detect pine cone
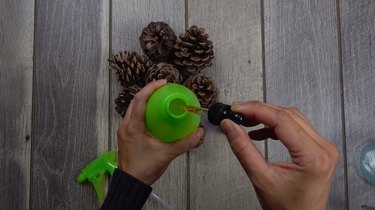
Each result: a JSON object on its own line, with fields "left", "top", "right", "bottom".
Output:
{"left": 174, "top": 26, "right": 214, "bottom": 77}
{"left": 140, "top": 22, "right": 177, "bottom": 62}
{"left": 108, "top": 51, "right": 152, "bottom": 87}
{"left": 115, "top": 85, "right": 142, "bottom": 117}
{"left": 146, "top": 63, "right": 182, "bottom": 84}
{"left": 184, "top": 74, "right": 219, "bottom": 108}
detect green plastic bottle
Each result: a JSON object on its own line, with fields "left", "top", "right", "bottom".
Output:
{"left": 145, "top": 83, "right": 201, "bottom": 142}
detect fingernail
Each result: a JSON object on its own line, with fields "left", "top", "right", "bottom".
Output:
{"left": 220, "top": 119, "right": 234, "bottom": 134}
{"left": 158, "top": 79, "right": 167, "bottom": 84}
{"left": 231, "top": 102, "right": 245, "bottom": 110}
{"left": 196, "top": 128, "right": 205, "bottom": 139}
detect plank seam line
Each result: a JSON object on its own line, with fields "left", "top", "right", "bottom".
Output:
{"left": 30, "top": 0, "right": 38, "bottom": 208}
{"left": 108, "top": 0, "right": 113, "bottom": 152}
{"left": 185, "top": 1, "right": 190, "bottom": 209}
{"left": 260, "top": 0, "right": 268, "bottom": 161}
{"left": 335, "top": 0, "right": 349, "bottom": 209}
{"left": 185, "top": 0, "right": 188, "bottom": 29}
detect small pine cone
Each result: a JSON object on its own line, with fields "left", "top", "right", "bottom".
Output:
{"left": 174, "top": 26, "right": 214, "bottom": 76}
{"left": 184, "top": 74, "right": 219, "bottom": 108}
{"left": 108, "top": 51, "right": 152, "bottom": 87}
{"left": 115, "top": 85, "right": 142, "bottom": 117}
{"left": 139, "top": 22, "right": 177, "bottom": 62}
{"left": 146, "top": 63, "right": 182, "bottom": 84}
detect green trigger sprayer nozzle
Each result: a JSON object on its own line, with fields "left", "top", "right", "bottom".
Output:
{"left": 77, "top": 150, "right": 117, "bottom": 203}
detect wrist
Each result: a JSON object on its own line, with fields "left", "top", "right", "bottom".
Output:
{"left": 118, "top": 160, "right": 156, "bottom": 185}
{"left": 118, "top": 163, "right": 149, "bottom": 186}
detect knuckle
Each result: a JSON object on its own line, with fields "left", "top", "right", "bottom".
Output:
{"left": 329, "top": 143, "right": 339, "bottom": 164}
{"left": 287, "top": 107, "right": 300, "bottom": 114}
{"left": 277, "top": 108, "right": 293, "bottom": 122}
{"left": 117, "top": 123, "right": 138, "bottom": 140}
{"left": 127, "top": 124, "right": 139, "bottom": 134}
{"left": 309, "top": 156, "right": 327, "bottom": 174}
{"left": 133, "top": 93, "right": 142, "bottom": 102}
{"left": 309, "top": 150, "right": 337, "bottom": 177}
{"left": 117, "top": 127, "right": 125, "bottom": 139}
{"left": 250, "top": 100, "right": 262, "bottom": 107}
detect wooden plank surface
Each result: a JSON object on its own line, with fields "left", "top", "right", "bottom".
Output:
{"left": 264, "top": 0, "right": 346, "bottom": 209}
{"left": 111, "top": 1, "right": 187, "bottom": 209}
{"left": 188, "top": 0, "right": 264, "bottom": 209}
{"left": 0, "top": 0, "right": 34, "bottom": 209}
{"left": 3, "top": 0, "right": 373, "bottom": 209}
{"left": 340, "top": 0, "right": 375, "bottom": 208}
{"left": 31, "top": 0, "right": 109, "bottom": 209}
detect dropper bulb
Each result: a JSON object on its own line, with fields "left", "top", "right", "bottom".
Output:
{"left": 207, "top": 102, "right": 247, "bottom": 126}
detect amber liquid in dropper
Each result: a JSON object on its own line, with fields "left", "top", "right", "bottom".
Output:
{"left": 182, "top": 105, "right": 208, "bottom": 115}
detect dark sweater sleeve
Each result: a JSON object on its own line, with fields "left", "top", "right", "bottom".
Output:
{"left": 100, "top": 169, "right": 152, "bottom": 210}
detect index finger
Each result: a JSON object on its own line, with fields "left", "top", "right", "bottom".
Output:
{"left": 232, "top": 101, "right": 315, "bottom": 154}
{"left": 130, "top": 80, "right": 167, "bottom": 126}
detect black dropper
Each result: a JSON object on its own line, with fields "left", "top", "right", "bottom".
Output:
{"left": 207, "top": 102, "right": 247, "bottom": 126}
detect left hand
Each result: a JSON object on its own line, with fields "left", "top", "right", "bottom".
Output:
{"left": 117, "top": 80, "right": 205, "bottom": 185}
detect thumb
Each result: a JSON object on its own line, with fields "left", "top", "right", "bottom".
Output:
{"left": 220, "top": 119, "right": 270, "bottom": 177}
{"left": 169, "top": 128, "right": 204, "bottom": 156}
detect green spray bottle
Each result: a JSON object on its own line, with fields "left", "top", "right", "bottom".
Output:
{"left": 145, "top": 83, "right": 201, "bottom": 142}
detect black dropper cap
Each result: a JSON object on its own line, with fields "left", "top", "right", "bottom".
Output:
{"left": 207, "top": 102, "right": 247, "bottom": 126}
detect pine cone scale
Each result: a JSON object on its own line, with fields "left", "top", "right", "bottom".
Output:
{"left": 182, "top": 60, "right": 194, "bottom": 66}
{"left": 190, "top": 55, "right": 201, "bottom": 61}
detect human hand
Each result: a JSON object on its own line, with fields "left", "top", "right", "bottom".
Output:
{"left": 220, "top": 101, "right": 338, "bottom": 210}
{"left": 117, "top": 80, "right": 204, "bottom": 185}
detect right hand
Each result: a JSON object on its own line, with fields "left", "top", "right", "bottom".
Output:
{"left": 220, "top": 101, "right": 339, "bottom": 210}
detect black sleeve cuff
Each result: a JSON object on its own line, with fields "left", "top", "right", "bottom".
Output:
{"left": 100, "top": 169, "right": 152, "bottom": 210}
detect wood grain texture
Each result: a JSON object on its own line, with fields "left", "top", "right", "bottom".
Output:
{"left": 340, "top": 0, "right": 375, "bottom": 208}
{"left": 188, "top": 0, "right": 264, "bottom": 209}
{"left": 32, "top": 0, "right": 109, "bottom": 209}
{"left": 0, "top": 0, "right": 34, "bottom": 209}
{"left": 264, "top": 0, "right": 346, "bottom": 209}
{"left": 111, "top": 1, "right": 187, "bottom": 209}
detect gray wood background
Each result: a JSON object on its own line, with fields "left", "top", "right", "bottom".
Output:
{"left": 0, "top": 0, "right": 34, "bottom": 209}
{"left": 264, "top": 1, "right": 346, "bottom": 209}
{"left": 341, "top": 0, "right": 375, "bottom": 209}
{"left": 1, "top": 0, "right": 374, "bottom": 209}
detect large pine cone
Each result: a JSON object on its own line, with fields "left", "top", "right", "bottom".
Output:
{"left": 140, "top": 22, "right": 177, "bottom": 62}
{"left": 174, "top": 26, "right": 214, "bottom": 77}
{"left": 146, "top": 63, "right": 182, "bottom": 84}
{"left": 115, "top": 85, "right": 142, "bottom": 117}
{"left": 184, "top": 74, "right": 219, "bottom": 108}
{"left": 108, "top": 51, "right": 152, "bottom": 87}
